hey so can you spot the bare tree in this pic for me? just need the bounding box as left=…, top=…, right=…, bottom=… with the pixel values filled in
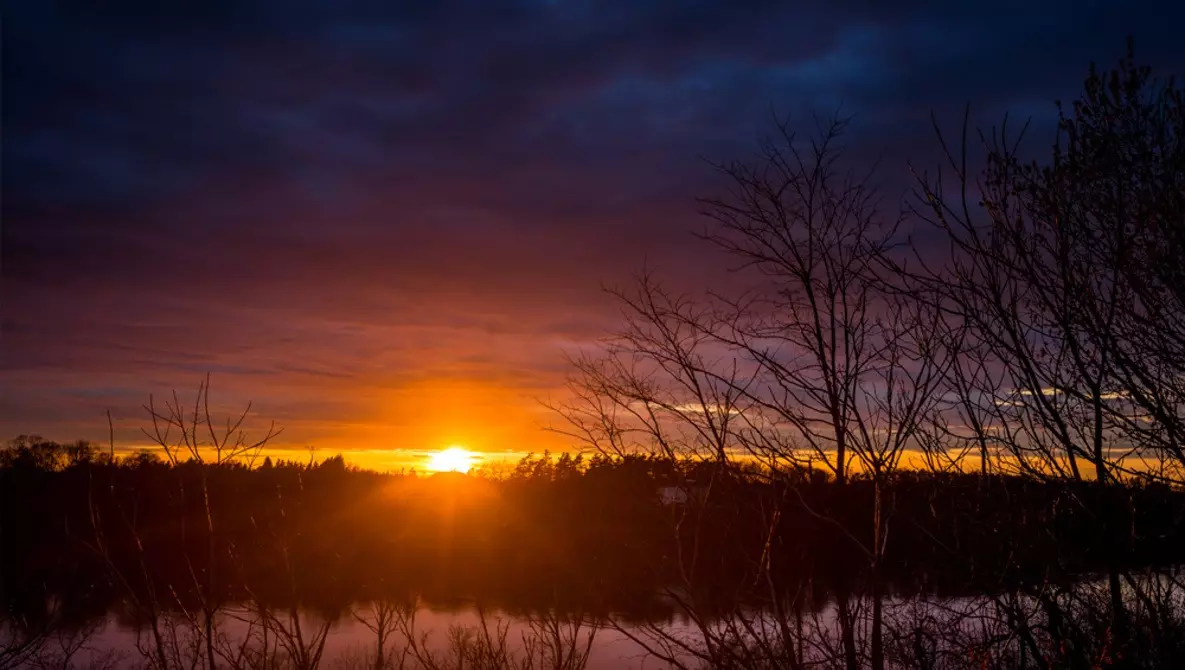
left=352, top=598, right=416, bottom=670
left=908, top=40, right=1184, bottom=662
left=554, top=114, right=950, bottom=670
left=82, top=378, right=283, bottom=669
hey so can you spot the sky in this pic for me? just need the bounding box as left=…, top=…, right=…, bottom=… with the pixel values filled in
left=3, top=1, right=1184, bottom=469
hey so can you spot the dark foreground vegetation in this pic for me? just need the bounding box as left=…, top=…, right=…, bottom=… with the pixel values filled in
left=3, top=439, right=1185, bottom=669
left=4, top=441, right=1181, bottom=615
left=5, top=43, right=1185, bottom=669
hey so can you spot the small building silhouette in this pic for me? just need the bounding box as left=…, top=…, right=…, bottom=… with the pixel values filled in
left=657, top=485, right=689, bottom=506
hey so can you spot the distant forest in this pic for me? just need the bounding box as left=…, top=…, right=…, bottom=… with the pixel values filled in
left=4, top=438, right=1181, bottom=612
left=4, top=437, right=1185, bottom=668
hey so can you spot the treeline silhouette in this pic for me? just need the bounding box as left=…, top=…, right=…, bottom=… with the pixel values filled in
left=4, top=439, right=1183, bottom=624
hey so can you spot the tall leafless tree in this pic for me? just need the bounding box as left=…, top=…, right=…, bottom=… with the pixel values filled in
left=556, top=114, right=950, bottom=670
left=908, top=40, right=1184, bottom=661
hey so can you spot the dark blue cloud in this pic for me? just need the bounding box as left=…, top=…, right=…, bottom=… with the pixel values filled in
left=7, top=1, right=1181, bottom=212
left=2, top=0, right=1183, bottom=447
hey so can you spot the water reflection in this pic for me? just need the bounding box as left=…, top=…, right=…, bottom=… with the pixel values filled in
left=12, top=577, right=1182, bottom=670
left=73, top=605, right=691, bottom=670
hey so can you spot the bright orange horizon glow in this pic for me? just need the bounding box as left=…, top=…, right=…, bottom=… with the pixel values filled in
left=425, top=446, right=477, bottom=473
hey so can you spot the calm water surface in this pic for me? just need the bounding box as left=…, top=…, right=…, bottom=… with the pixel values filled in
left=80, top=604, right=705, bottom=669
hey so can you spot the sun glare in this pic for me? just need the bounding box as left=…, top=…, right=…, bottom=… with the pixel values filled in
left=425, top=446, right=476, bottom=473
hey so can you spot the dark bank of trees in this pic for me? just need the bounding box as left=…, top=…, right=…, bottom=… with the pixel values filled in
left=3, top=439, right=1185, bottom=668
left=4, top=439, right=1180, bottom=606
left=4, top=43, right=1185, bottom=669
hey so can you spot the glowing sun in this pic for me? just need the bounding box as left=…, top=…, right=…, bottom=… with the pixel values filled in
left=425, top=446, right=476, bottom=473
